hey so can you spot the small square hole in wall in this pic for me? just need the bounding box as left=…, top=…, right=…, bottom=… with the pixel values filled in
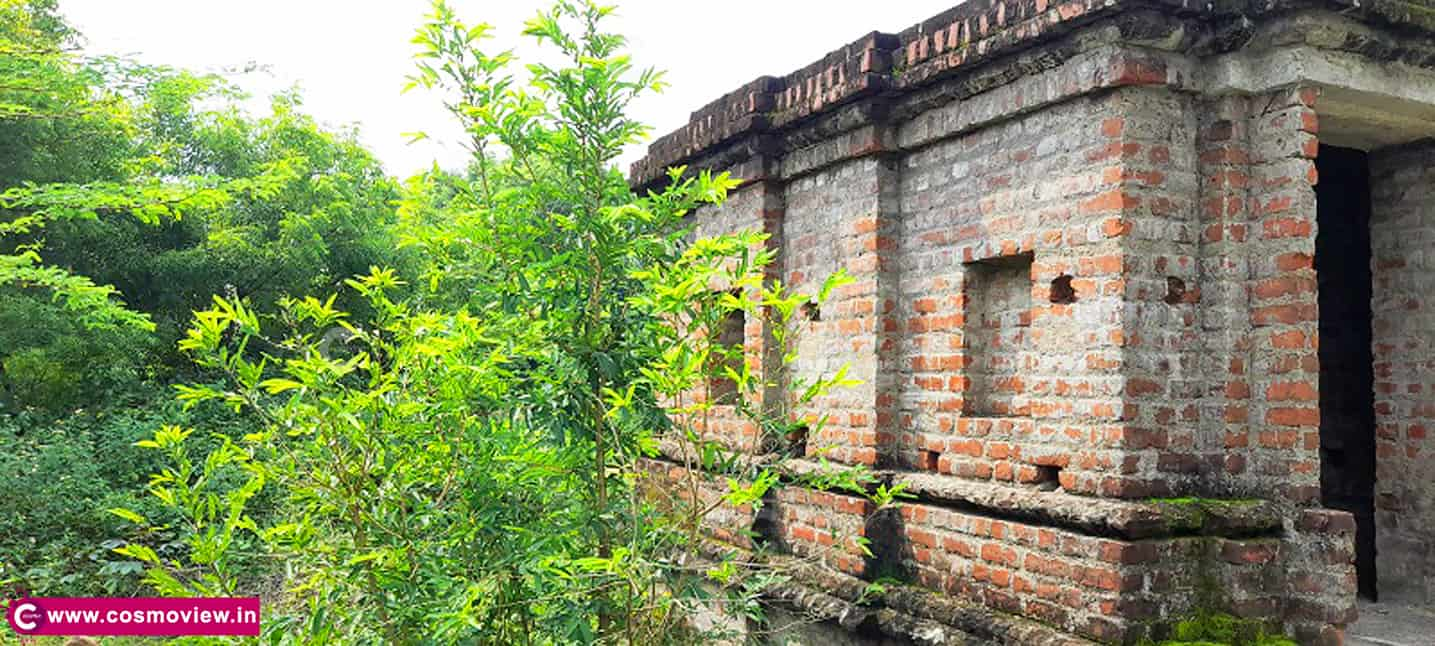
left=962, top=252, right=1033, bottom=417
left=785, top=423, right=809, bottom=458
left=1049, top=274, right=1077, bottom=304
left=1164, top=276, right=1187, bottom=305
left=1035, top=465, right=1062, bottom=491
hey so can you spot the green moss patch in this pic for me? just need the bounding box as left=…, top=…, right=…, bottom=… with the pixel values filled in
left=1145, top=497, right=1275, bottom=536
left=1144, top=612, right=1297, bottom=646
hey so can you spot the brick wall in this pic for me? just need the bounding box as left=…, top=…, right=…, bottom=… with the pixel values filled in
left=622, top=0, right=1435, bottom=637
left=1284, top=509, right=1361, bottom=644
left=772, top=485, right=873, bottom=577
left=645, top=79, right=1363, bottom=643
left=1113, top=85, right=1204, bottom=498
left=1185, top=87, right=1326, bottom=504
left=683, top=177, right=784, bottom=453
left=1370, top=140, right=1435, bottom=605
left=637, top=459, right=760, bottom=549
left=783, top=157, right=895, bottom=465
left=896, top=501, right=1296, bottom=643
left=894, top=90, right=1132, bottom=494
left=1241, top=88, right=1324, bottom=506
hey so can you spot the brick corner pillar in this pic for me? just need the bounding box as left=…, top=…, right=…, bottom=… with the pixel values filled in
left=787, top=126, right=902, bottom=467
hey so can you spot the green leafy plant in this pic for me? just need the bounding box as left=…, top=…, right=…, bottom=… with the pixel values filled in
left=0, top=0, right=406, bottom=604
left=110, top=2, right=874, bottom=642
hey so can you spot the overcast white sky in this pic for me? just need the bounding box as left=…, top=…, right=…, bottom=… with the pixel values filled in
left=61, top=1, right=958, bottom=177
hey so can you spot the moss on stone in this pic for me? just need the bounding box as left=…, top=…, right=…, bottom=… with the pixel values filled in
left=1146, top=497, right=1268, bottom=534
left=1147, top=497, right=1263, bottom=508
left=1368, top=0, right=1435, bottom=33
left=1127, top=509, right=1294, bottom=646
left=1140, top=611, right=1297, bottom=646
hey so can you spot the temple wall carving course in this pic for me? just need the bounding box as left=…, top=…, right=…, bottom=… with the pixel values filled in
left=631, top=0, right=1435, bottom=642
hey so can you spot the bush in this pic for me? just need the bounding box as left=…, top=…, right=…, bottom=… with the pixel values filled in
left=114, top=3, right=870, bottom=642
left=0, top=293, right=152, bottom=413
left=0, top=391, right=259, bottom=597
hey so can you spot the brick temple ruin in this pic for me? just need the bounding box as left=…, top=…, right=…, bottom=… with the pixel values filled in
left=630, top=0, right=1435, bottom=642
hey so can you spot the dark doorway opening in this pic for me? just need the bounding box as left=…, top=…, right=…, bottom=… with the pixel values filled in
left=1315, top=144, right=1378, bottom=600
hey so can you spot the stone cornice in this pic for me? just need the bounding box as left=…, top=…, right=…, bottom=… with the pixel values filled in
left=629, top=0, right=1435, bottom=190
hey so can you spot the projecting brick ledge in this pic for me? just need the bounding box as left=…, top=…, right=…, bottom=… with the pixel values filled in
left=893, top=471, right=1282, bottom=540
left=644, top=457, right=1355, bottom=643
left=658, top=444, right=1283, bottom=541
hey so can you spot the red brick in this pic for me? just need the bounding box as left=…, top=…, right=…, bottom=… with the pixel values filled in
left=1254, top=276, right=1315, bottom=299
left=1273, top=252, right=1313, bottom=272
left=1220, top=540, right=1279, bottom=564
left=1267, top=407, right=1320, bottom=427
left=1267, top=381, right=1318, bottom=401
left=1097, top=540, right=1159, bottom=564
left=1262, top=216, right=1313, bottom=238
left=1271, top=330, right=1307, bottom=349
left=1079, top=190, right=1140, bottom=214
left=1252, top=303, right=1316, bottom=325
left=1101, top=117, right=1124, bottom=138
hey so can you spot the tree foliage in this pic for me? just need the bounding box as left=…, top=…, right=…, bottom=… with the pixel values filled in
left=112, top=1, right=880, bottom=642
left=0, top=1, right=409, bottom=411
left=3, top=1, right=889, bottom=641
left=0, top=0, right=406, bottom=602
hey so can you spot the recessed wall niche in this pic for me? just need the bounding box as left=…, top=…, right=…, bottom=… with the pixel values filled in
left=962, top=253, right=1033, bottom=417
left=708, top=297, right=745, bottom=404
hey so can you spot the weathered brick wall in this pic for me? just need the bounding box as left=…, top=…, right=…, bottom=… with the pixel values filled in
left=651, top=82, right=1350, bottom=643
left=637, top=459, right=761, bottom=549
left=772, top=485, right=873, bottom=576
left=1369, top=140, right=1435, bottom=605
left=895, top=90, right=1129, bottom=491
left=1283, top=508, right=1361, bottom=644
left=631, top=0, right=1435, bottom=641
left=1189, top=87, right=1324, bottom=503
left=684, top=177, right=783, bottom=453
left=1194, top=93, right=1258, bottom=495
left=658, top=80, right=1348, bottom=643
left=783, top=157, right=896, bottom=465
left=896, top=502, right=1293, bottom=643
left=1241, top=88, right=1324, bottom=506
left=900, top=503, right=1139, bottom=641
left=1209, top=87, right=1360, bottom=644
left=1111, top=85, right=1203, bottom=498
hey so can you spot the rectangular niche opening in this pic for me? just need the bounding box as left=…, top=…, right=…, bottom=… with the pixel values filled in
left=963, top=252, right=1033, bottom=418
left=708, top=294, right=745, bottom=405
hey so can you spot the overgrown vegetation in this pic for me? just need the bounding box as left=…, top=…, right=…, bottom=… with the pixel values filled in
left=1, top=0, right=406, bottom=602
left=3, top=0, right=886, bottom=642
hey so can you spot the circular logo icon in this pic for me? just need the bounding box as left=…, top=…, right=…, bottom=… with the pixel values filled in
left=9, top=599, right=41, bottom=633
